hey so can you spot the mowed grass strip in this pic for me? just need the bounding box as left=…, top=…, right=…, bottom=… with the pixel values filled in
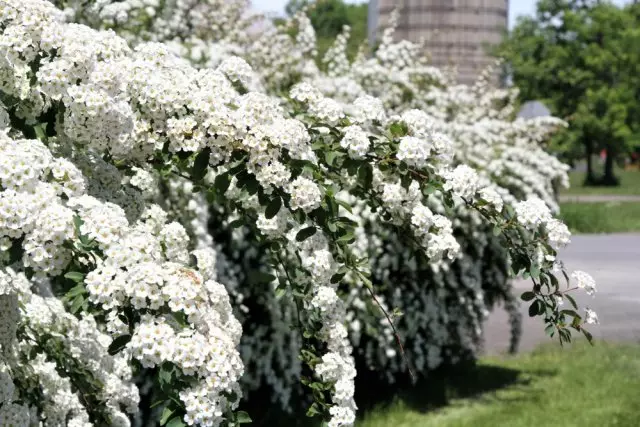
left=558, top=202, right=640, bottom=233
left=563, top=169, right=640, bottom=196
left=360, top=342, right=640, bottom=427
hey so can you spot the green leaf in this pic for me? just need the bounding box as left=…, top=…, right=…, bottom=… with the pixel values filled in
left=337, top=231, right=355, bottom=243
left=275, top=286, right=286, bottom=299
left=64, top=271, right=85, bottom=283
left=236, top=411, right=252, bottom=424
left=330, top=273, right=345, bottom=284
left=530, top=264, right=541, bottom=279
left=389, top=122, right=408, bottom=137
left=248, top=270, right=276, bottom=284
left=581, top=328, right=594, bottom=344
left=520, top=291, right=535, bottom=301
left=214, top=172, right=231, bottom=194
left=296, top=226, right=317, bottom=242
left=335, top=199, right=353, bottom=213
left=160, top=407, right=175, bottom=426
left=166, top=417, right=186, bottom=427
left=34, top=124, right=47, bottom=141
left=324, top=150, right=338, bottom=166
left=560, top=309, right=580, bottom=318
left=306, top=402, right=322, bottom=417
left=545, top=324, right=556, bottom=337
left=357, top=164, right=373, bottom=190
left=73, top=215, right=84, bottom=231
left=564, top=293, right=578, bottom=310
left=108, top=334, right=132, bottom=356
left=528, top=300, right=542, bottom=317
left=191, top=148, right=211, bottom=181
left=65, top=284, right=86, bottom=298
left=158, top=363, right=174, bottom=386
left=265, top=197, right=282, bottom=219
left=70, top=295, right=85, bottom=314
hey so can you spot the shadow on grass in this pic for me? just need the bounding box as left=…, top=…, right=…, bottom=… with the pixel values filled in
left=355, top=361, right=556, bottom=415
left=241, top=361, right=557, bottom=426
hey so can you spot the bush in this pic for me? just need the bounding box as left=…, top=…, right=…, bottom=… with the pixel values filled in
left=0, top=1, right=597, bottom=426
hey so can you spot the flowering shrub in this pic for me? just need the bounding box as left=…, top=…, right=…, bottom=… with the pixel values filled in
left=0, top=0, right=598, bottom=426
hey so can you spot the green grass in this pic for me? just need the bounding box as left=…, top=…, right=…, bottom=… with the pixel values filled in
left=361, top=342, right=640, bottom=427
left=563, top=168, right=640, bottom=196
left=558, top=202, right=640, bottom=233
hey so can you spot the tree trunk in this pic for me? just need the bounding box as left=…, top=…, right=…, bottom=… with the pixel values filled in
left=584, top=140, right=596, bottom=185
left=602, top=148, right=619, bottom=186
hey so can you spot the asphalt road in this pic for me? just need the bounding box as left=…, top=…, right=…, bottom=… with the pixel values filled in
left=483, top=233, right=640, bottom=355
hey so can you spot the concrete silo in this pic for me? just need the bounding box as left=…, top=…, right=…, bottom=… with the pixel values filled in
left=369, top=0, right=509, bottom=85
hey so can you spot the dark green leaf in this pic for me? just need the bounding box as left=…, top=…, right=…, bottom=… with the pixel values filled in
left=191, top=148, right=211, bottom=181
left=248, top=270, right=276, bottom=284
left=214, top=172, right=231, bottom=193
left=229, top=219, right=244, bottom=228
left=528, top=300, right=542, bottom=317
left=265, top=197, right=282, bottom=219
left=296, top=226, right=317, bottom=242
left=108, top=334, right=132, bottom=356
left=357, top=164, right=373, bottom=190
left=520, top=291, right=535, bottom=301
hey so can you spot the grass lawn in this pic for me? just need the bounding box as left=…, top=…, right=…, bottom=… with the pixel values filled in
left=558, top=202, right=640, bottom=233
left=563, top=168, right=640, bottom=196
left=360, top=342, right=640, bottom=427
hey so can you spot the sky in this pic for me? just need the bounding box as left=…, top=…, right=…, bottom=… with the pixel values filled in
left=252, top=0, right=633, bottom=28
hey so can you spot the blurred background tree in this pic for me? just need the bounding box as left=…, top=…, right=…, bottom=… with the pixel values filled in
left=285, top=0, right=368, bottom=61
left=498, top=0, right=640, bottom=186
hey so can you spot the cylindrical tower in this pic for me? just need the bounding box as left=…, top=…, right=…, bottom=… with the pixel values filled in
left=372, top=0, right=509, bottom=85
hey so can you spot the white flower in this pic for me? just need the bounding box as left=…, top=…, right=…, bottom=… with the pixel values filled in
left=515, top=197, right=552, bottom=229
left=396, top=136, right=432, bottom=168
left=443, top=165, right=479, bottom=199
left=546, top=219, right=571, bottom=249
left=479, top=186, right=503, bottom=212
left=585, top=308, right=599, bottom=325
left=340, top=125, right=370, bottom=159
left=572, top=270, right=596, bottom=296
left=288, top=177, right=322, bottom=212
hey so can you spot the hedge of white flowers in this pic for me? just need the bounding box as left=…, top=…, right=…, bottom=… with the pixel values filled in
left=0, top=0, right=598, bottom=426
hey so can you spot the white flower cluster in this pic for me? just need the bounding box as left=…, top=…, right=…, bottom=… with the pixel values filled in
left=571, top=270, right=597, bottom=296
left=0, top=0, right=597, bottom=425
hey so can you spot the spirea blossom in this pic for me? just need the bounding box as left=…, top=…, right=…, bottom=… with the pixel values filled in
left=515, top=197, right=552, bottom=228
left=288, top=176, right=322, bottom=212
left=396, top=136, right=432, bottom=168
left=340, top=125, right=370, bottom=159
left=572, top=270, right=597, bottom=296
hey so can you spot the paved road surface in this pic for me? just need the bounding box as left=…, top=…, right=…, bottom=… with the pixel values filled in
left=483, top=233, right=640, bottom=355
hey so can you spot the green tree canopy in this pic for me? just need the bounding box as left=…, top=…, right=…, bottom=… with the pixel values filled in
left=286, top=0, right=368, bottom=61
left=499, top=0, right=640, bottom=185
